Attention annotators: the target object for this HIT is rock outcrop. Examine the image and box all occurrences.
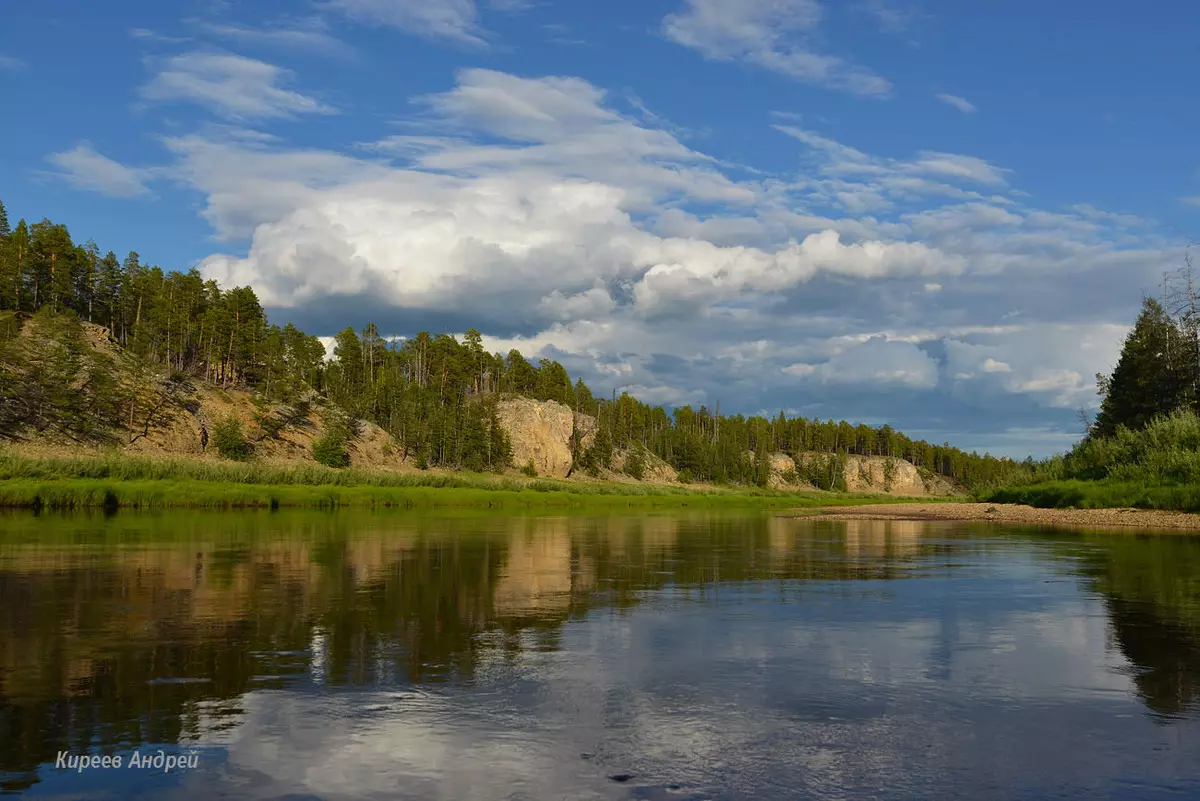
[494,397,594,479]
[789,452,960,496]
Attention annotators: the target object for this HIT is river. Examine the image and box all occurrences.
[0,510,1197,799]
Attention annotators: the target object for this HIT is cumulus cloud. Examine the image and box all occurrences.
[124,65,1179,457]
[141,51,337,120]
[663,0,891,96]
[45,142,154,198]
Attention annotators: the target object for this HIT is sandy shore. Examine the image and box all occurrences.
[792,502,1200,531]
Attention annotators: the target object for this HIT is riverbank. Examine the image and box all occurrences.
[0,478,845,510]
[0,451,919,510]
[796,502,1200,531]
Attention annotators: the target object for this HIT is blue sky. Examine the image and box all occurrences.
[3,0,1199,458]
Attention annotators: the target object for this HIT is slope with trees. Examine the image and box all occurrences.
[0,199,1018,490]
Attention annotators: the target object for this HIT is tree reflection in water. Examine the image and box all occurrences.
[0,511,1197,794]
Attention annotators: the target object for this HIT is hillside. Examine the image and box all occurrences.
[0,308,962,495]
[0,318,956,497]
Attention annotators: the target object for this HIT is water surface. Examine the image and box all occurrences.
[1,510,1198,799]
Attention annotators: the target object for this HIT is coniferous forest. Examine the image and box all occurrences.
[0,199,1032,488]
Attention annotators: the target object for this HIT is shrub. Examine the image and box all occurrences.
[624,447,646,481]
[312,410,351,468]
[312,433,350,468]
[521,458,538,478]
[212,416,253,461]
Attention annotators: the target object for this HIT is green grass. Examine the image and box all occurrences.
[974,410,1200,513]
[0,450,922,510]
[982,479,1200,513]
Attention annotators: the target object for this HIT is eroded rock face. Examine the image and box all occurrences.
[495,397,594,478]
[785,453,960,496]
[842,456,927,495]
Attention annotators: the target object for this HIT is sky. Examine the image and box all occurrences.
[3,0,1200,459]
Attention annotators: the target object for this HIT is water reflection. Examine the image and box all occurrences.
[0,512,1197,799]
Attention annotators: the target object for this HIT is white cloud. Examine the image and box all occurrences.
[1181,196,1200,207]
[125,66,1178,456]
[862,0,919,34]
[141,52,336,121]
[909,152,1009,185]
[936,93,977,114]
[45,142,153,198]
[812,337,939,388]
[0,54,25,71]
[129,28,191,45]
[193,18,356,59]
[326,0,487,45]
[982,358,1011,373]
[773,125,1013,214]
[663,0,891,97]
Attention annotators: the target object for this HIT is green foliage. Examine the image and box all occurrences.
[520,458,537,477]
[624,446,646,481]
[0,309,126,442]
[798,453,845,491]
[981,479,1200,513]
[1093,297,1197,437]
[488,405,512,472]
[212,416,253,461]
[312,409,352,469]
[580,427,613,477]
[883,457,896,492]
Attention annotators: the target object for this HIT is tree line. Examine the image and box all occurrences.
[0,199,1026,486]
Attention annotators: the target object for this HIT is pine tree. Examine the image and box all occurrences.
[0,200,10,239]
[1094,297,1193,436]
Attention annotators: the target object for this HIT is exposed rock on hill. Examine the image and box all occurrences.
[792,452,961,496]
[495,397,592,478]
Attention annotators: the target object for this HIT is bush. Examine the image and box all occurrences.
[520,458,538,478]
[624,447,646,481]
[212,416,253,461]
[312,433,350,468]
[312,410,351,468]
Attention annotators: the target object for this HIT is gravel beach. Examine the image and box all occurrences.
[793,502,1200,531]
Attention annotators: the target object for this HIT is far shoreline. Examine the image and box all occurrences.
[791,502,1200,532]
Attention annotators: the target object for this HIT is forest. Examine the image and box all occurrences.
[0,199,1029,489]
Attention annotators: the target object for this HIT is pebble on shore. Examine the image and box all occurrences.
[793,502,1200,531]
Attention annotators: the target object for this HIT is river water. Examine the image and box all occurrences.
[0,510,1198,799]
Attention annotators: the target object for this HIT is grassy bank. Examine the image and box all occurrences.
[976,411,1200,512]
[982,479,1200,513]
[0,450,908,510]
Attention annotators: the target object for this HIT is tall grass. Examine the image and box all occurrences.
[977,409,1200,511]
[0,449,915,510]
